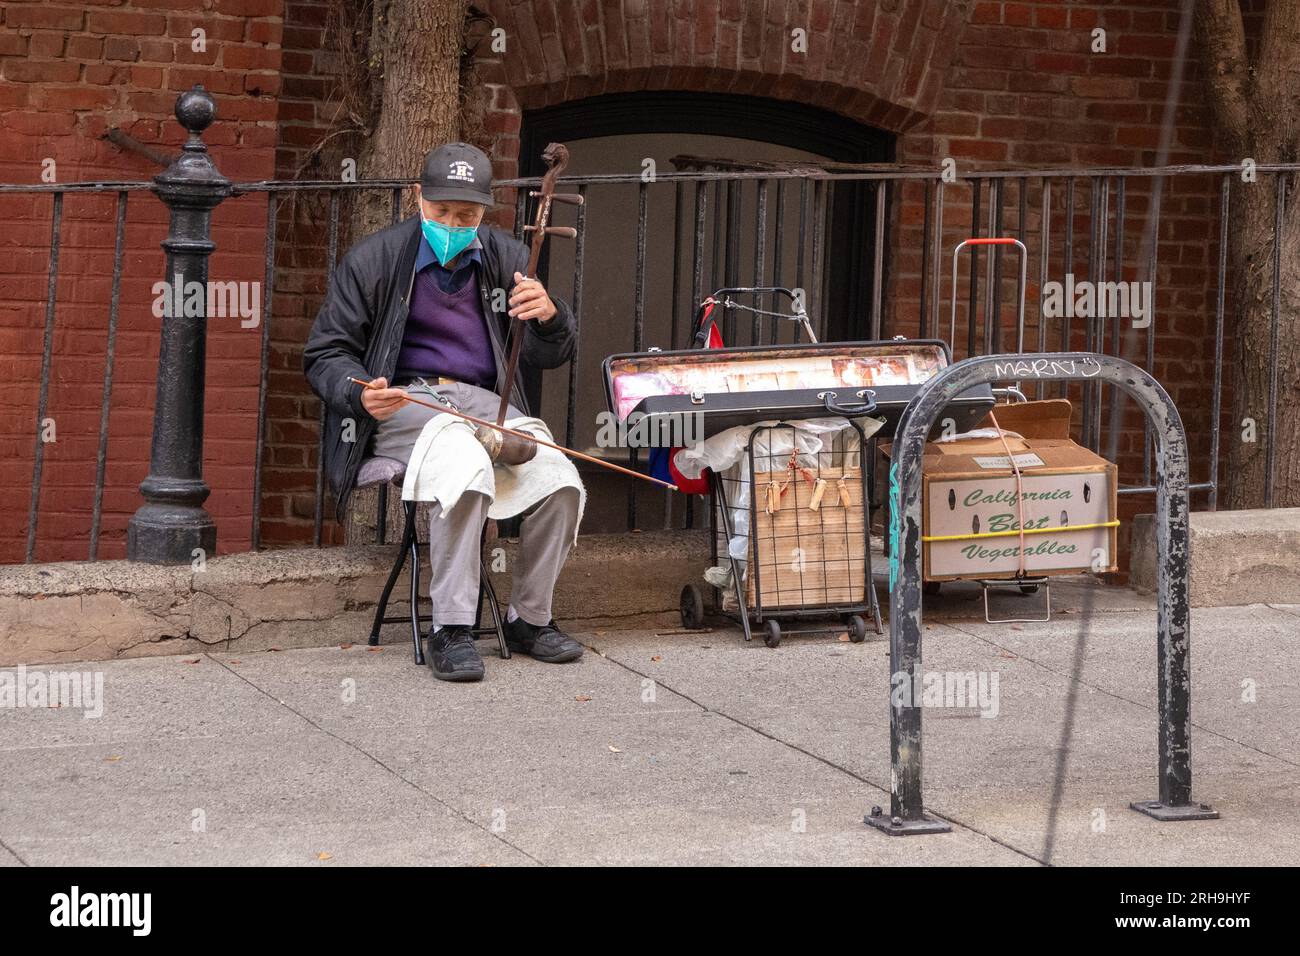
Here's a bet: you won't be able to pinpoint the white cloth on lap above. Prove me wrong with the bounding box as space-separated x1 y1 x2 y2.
400 412 586 547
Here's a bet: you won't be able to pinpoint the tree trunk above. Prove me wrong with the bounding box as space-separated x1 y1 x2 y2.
1195 0 1300 508
1226 175 1300 507
353 0 464 239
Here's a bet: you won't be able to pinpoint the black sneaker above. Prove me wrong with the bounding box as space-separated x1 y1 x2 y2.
427 625 485 682
503 616 583 663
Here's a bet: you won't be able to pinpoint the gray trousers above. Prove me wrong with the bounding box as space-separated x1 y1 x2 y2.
371 379 581 629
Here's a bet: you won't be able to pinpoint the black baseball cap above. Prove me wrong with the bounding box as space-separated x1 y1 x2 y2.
420 142 493 204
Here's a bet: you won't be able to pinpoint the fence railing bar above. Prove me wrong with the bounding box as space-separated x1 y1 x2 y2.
375 189 405 543
753 178 768 343
1062 178 1075 400
990 178 1004 352
795 179 809 336
627 180 649 532
26 190 63 563
690 179 706 330
872 179 887 339
1037 180 1051 398
1015 176 1028 351
1119 481 1214 495
812 179 827 339
711 179 724 336
12 161 1300 198
669 180 684 352
235 161 1300 189
314 188 341 548
1266 174 1285 507
930 182 944 340
754 180 769 343
633 181 648 353
772 178 786 346
1083 177 1099 447
90 191 128 562
565 183 587 453
1097 176 1112 450
1144 177 1163 487
0 182 155 194
967 178 981 357
251 192 277 552
1106 176 1126 465
1209 175 1230 511
919 180 932 338
685 180 703 530
725 179 741 336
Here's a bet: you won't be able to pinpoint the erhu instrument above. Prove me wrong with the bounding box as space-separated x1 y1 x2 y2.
479 142 583 465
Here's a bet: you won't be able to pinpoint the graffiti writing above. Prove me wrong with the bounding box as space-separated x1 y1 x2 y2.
992 357 1102 380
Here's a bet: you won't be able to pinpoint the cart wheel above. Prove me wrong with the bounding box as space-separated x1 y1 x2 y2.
923 580 942 596
847 615 867 643
680 584 705 629
764 620 782 648
1019 583 1039 595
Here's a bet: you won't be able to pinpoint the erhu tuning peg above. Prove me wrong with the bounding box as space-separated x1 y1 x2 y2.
522 225 578 238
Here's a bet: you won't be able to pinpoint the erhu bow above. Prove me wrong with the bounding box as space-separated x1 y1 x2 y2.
478 142 583 465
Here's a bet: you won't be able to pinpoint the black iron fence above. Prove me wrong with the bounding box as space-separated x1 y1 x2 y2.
4 88 1296 564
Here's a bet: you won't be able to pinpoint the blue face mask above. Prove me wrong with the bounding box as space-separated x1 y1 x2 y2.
421 214 478 265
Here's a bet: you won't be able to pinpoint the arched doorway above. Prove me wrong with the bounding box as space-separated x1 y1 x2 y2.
516 91 894 531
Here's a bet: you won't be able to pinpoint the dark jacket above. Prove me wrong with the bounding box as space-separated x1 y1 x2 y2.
302 217 577 521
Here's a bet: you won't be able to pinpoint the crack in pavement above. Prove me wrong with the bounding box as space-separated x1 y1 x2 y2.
204 653 543 866
0 833 29 867
1267 603 1300 620
577 634 1046 865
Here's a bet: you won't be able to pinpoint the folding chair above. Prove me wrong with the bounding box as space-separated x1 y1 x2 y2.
358 456 510 664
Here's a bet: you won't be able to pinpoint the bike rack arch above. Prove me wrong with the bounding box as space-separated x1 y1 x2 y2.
868 352 1220 836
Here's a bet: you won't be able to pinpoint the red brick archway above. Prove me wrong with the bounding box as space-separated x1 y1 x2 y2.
472 0 971 182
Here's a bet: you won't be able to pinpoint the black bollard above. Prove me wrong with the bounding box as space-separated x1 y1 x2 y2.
127 86 231 564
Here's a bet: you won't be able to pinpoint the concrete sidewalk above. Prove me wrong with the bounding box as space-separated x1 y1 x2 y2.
1 585 1297 866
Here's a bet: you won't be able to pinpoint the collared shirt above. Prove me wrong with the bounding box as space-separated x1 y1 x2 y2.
395 231 496 387
413 230 483 293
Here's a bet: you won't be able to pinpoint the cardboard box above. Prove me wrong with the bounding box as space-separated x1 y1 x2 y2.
972 398 1073 440
921 433 1117 581
880 400 1117 581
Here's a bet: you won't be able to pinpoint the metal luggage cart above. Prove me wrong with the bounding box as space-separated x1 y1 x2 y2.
680 419 884 646
666 286 891 646
924 236 1050 619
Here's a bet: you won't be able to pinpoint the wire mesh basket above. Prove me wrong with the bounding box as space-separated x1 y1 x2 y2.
706 421 881 644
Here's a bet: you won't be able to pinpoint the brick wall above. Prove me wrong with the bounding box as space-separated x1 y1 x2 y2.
0 0 284 563
2 0 1255 563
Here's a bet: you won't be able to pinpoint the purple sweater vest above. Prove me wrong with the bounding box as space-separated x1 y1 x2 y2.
395 266 496 387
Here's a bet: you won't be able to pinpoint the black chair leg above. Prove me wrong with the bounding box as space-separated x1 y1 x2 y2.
474 576 485 631
407 503 425 665
480 559 510 659
370 502 416 647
